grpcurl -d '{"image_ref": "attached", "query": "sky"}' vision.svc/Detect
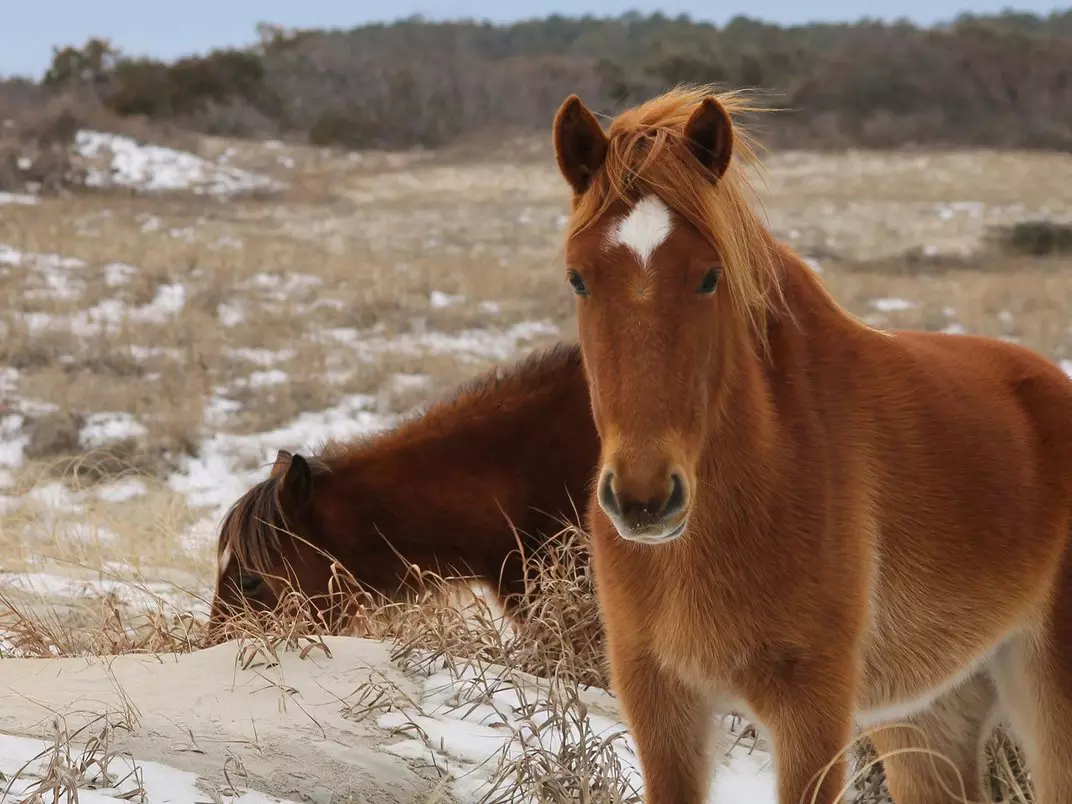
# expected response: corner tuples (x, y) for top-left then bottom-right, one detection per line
(2, 1), (1068, 79)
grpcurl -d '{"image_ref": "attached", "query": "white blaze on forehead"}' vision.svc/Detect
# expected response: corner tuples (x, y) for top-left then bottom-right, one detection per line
(218, 544), (233, 575)
(606, 195), (674, 267)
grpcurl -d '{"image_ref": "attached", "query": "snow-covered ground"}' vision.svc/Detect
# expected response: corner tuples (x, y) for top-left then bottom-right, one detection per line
(0, 637), (777, 803)
(74, 131), (284, 197)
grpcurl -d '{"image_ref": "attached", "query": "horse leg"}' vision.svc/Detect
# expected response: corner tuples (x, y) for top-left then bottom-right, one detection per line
(988, 593), (1072, 803)
(867, 673), (999, 803)
(743, 656), (857, 804)
(607, 646), (717, 804)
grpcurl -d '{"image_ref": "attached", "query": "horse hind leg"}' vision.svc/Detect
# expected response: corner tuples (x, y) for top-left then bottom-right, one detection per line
(988, 579), (1072, 804)
(866, 673), (999, 803)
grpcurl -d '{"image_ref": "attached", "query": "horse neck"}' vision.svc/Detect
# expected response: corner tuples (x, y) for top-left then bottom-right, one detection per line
(698, 250), (808, 502)
(325, 374), (596, 609)
(699, 247), (859, 511)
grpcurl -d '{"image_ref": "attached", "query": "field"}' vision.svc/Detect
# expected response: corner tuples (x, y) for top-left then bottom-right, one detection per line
(1, 122), (1071, 802)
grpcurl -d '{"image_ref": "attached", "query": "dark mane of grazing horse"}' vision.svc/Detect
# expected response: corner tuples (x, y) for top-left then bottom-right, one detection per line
(210, 341), (600, 630)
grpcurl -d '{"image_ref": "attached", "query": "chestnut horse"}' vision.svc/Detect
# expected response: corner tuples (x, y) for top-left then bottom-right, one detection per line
(552, 86), (1072, 804)
(208, 341), (599, 636)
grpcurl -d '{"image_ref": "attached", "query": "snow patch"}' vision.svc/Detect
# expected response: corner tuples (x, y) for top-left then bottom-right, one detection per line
(0, 191), (39, 206)
(95, 477), (150, 503)
(75, 130), (283, 197)
(80, 412), (147, 449)
(168, 393), (395, 518)
(377, 663), (776, 802)
(871, 297), (915, 313)
(430, 290), (465, 309)
(320, 320), (559, 365)
(0, 733), (301, 803)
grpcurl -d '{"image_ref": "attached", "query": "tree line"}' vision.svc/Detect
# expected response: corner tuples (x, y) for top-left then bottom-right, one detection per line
(4, 9), (1072, 151)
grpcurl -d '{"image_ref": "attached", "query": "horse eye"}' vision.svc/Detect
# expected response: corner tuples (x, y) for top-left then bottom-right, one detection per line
(697, 268), (721, 295)
(566, 269), (589, 296)
(240, 574), (264, 594)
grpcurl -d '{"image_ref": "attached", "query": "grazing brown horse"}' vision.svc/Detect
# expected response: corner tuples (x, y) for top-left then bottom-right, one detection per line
(552, 85), (1072, 804)
(208, 341), (600, 635)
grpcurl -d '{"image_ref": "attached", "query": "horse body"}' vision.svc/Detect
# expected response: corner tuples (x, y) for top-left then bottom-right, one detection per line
(209, 342), (599, 633)
(553, 87), (1072, 803)
(599, 251), (1069, 706)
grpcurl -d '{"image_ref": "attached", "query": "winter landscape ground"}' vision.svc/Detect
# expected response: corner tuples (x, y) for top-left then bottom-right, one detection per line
(1, 122), (1071, 802)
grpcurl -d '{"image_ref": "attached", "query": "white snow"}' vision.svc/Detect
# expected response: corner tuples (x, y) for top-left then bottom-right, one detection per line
(79, 412), (148, 449)
(377, 663), (776, 803)
(320, 320), (560, 365)
(94, 477), (149, 503)
(75, 130), (283, 197)
(241, 272), (322, 299)
(138, 283), (187, 320)
(0, 414), (29, 469)
(430, 290), (465, 309)
(0, 245), (87, 302)
(871, 297), (915, 313)
(103, 261), (138, 287)
(0, 191), (39, 206)
(0, 572), (198, 613)
(18, 282), (187, 336)
(0, 733), (301, 803)
(217, 301), (246, 327)
(224, 347), (296, 367)
(248, 369), (290, 388)
(0, 367), (18, 396)
(167, 392), (395, 515)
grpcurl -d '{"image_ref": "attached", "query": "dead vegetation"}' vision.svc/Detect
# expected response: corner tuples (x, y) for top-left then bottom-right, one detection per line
(1, 520), (1036, 803)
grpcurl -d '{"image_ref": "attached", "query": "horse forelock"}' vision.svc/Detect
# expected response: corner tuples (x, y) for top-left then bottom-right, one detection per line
(218, 476), (289, 577)
(565, 85), (786, 348)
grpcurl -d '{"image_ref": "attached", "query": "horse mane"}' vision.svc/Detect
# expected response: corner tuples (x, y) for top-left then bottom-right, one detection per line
(218, 454), (331, 576)
(426, 340), (583, 419)
(320, 340), (584, 460)
(566, 85), (786, 346)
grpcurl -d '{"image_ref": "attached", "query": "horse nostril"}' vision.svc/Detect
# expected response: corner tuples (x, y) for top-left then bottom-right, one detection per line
(598, 471), (621, 517)
(663, 472), (687, 518)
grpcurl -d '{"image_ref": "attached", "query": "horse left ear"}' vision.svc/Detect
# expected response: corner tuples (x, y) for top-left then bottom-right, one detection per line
(553, 94), (609, 196)
(270, 449), (292, 479)
(683, 96), (734, 181)
(278, 453), (314, 512)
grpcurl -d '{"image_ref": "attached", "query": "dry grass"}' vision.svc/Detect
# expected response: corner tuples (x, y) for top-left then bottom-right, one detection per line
(1, 712), (146, 802)
(2, 126), (1071, 801)
(0, 517), (1038, 802)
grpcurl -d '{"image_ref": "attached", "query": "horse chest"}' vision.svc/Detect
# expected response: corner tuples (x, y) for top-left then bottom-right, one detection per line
(639, 567), (750, 682)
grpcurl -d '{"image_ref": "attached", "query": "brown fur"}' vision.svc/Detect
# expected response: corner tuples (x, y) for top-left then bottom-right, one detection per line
(553, 85), (1072, 804)
(208, 341), (600, 635)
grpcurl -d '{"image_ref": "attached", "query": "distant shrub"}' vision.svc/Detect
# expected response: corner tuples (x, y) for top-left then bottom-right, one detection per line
(308, 110), (360, 148)
(996, 220), (1072, 256)
(102, 50), (277, 122)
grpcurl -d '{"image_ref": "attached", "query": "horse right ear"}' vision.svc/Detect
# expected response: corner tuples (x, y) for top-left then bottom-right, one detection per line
(278, 453), (314, 512)
(553, 94), (609, 196)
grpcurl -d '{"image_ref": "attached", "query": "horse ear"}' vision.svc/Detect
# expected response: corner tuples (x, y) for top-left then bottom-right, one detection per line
(553, 94), (609, 196)
(270, 449), (292, 479)
(278, 453), (313, 512)
(683, 96), (734, 181)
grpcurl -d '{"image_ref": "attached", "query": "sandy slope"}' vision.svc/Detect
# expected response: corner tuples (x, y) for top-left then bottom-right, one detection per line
(0, 634), (778, 803)
(0, 637), (451, 803)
